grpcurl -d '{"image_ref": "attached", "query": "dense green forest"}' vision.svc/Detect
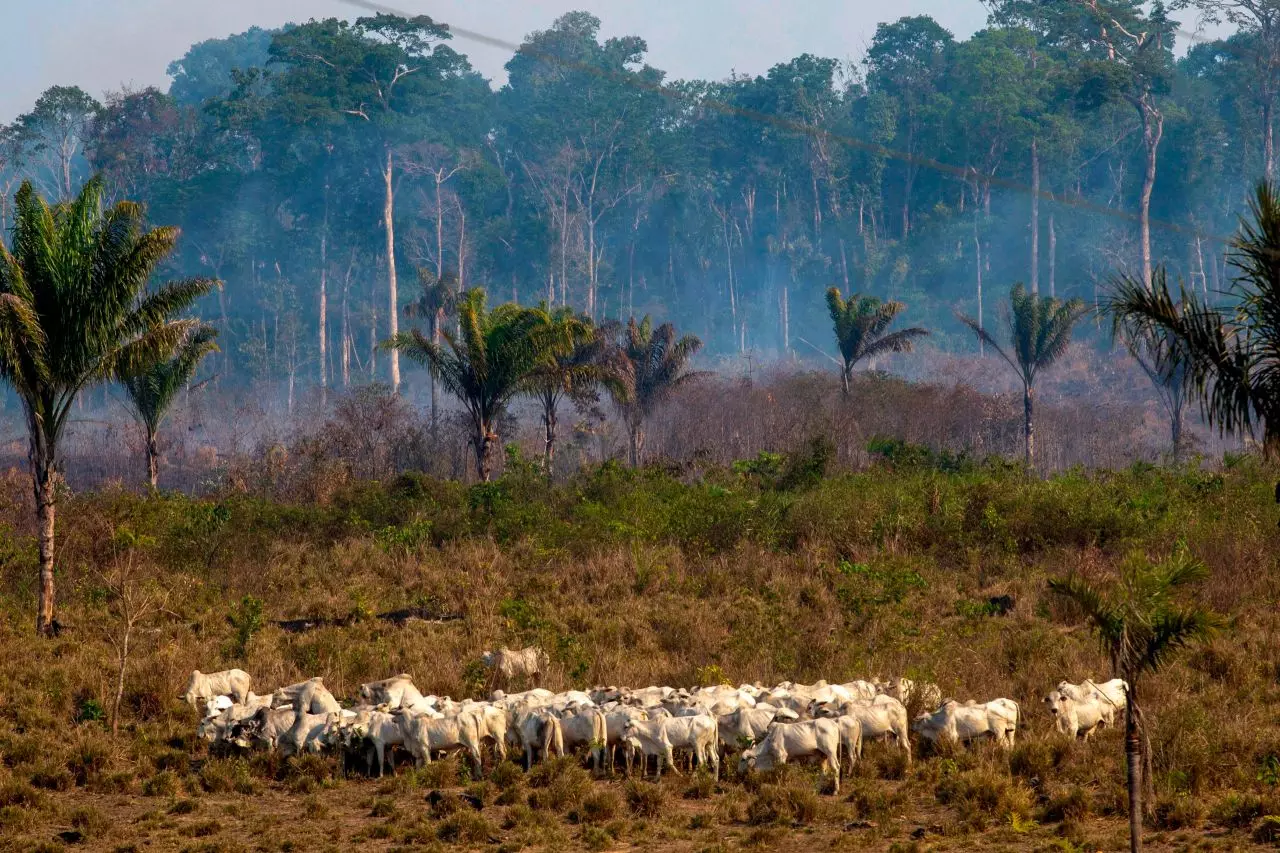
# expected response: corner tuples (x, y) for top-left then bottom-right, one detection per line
(0, 0), (1272, 392)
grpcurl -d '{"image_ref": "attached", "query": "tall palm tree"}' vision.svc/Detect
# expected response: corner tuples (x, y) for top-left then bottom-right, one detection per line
(959, 283), (1088, 468)
(0, 177), (214, 635)
(405, 268), (458, 440)
(1109, 268), (1193, 463)
(1111, 182), (1280, 456)
(386, 288), (557, 481)
(825, 288), (928, 394)
(522, 309), (628, 470)
(1050, 549), (1217, 853)
(122, 325), (218, 490)
(608, 317), (707, 468)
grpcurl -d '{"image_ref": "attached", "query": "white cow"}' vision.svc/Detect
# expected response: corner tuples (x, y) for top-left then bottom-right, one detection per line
(877, 677), (942, 709)
(279, 711), (333, 757)
(624, 715), (719, 779)
(514, 707), (564, 770)
(182, 669), (252, 711)
(359, 674), (427, 710)
(482, 647), (549, 688)
(271, 678), (342, 715)
(813, 696), (911, 762)
(457, 701), (508, 761)
(337, 710), (405, 776)
(556, 706), (609, 771)
(913, 699), (1019, 748)
(1047, 679), (1127, 740)
(738, 718), (842, 794)
(398, 711), (484, 775)
(717, 706), (794, 753)
(231, 706), (296, 751)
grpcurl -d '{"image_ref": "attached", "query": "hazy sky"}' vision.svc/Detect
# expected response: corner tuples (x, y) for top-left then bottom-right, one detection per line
(1, 0), (1004, 122)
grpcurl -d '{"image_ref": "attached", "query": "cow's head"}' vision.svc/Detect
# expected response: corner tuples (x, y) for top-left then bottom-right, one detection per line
(1044, 690), (1069, 718)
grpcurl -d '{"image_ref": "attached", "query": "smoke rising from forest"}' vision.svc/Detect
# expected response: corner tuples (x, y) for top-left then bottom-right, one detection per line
(0, 1), (1269, 480)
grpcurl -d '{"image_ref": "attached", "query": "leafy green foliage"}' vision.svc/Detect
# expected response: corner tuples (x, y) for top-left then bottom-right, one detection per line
(226, 596), (264, 660)
(826, 288), (928, 392)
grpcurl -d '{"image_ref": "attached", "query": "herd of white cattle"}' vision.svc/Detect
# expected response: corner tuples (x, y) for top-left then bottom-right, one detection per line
(184, 655), (1129, 796)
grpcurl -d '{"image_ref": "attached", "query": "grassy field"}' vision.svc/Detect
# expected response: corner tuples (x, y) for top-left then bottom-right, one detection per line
(1, 445), (1278, 852)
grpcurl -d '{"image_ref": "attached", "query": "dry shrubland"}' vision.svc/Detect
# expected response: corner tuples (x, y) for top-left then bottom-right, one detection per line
(0, 366), (1272, 851)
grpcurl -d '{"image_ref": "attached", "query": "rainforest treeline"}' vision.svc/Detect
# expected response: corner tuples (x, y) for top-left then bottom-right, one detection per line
(0, 1), (1269, 391)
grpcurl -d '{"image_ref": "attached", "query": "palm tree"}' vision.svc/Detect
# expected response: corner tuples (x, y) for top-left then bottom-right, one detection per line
(959, 283), (1088, 469)
(386, 288), (556, 481)
(1111, 182), (1280, 456)
(523, 309), (628, 470)
(1050, 549), (1217, 853)
(121, 325), (218, 490)
(405, 268), (458, 440)
(1109, 268), (1193, 463)
(0, 177), (214, 636)
(825, 288), (928, 394)
(608, 317), (707, 468)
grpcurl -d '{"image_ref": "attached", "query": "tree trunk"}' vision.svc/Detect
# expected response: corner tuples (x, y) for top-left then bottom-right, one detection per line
(430, 312), (441, 442)
(319, 181), (329, 405)
(841, 365), (851, 396)
(476, 422), (497, 483)
(33, 444), (57, 637)
(1024, 384), (1035, 470)
(628, 417), (644, 468)
(145, 426), (159, 491)
(1126, 691), (1143, 853)
(112, 628), (130, 738)
(1049, 212), (1057, 299)
(543, 401), (557, 471)
(1267, 95), (1275, 183)
(974, 225), (985, 357)
(1031, 138), (1040, 294)
(1138, 100), (1164, 292)
(382, 148), (401, 393)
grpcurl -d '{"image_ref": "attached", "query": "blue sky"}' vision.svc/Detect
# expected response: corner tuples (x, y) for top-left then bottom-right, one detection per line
(1, 1), (1227, 123)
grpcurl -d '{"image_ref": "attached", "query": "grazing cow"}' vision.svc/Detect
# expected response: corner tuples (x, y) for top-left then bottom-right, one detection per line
(877, 677), (942, 710)
(458, 701), (508, 762)
(182, 669), (251, 711)
(830, 714), (865, 773)
(359, 674), (426, 710)
(603, 706), (649, 772)
(231, 706), (296, 751)
(1081, 678), (1128, 711)
(481, 647), (549, 689)
(326, 710), (405, 776)
(913, 699), (1019, 748)
(624, 715), (719, 779)
(1044, 686), (1115, 741)
(398, 711), (484, 776)
(514, 708), (564, 770)
(272, 678), (342, 715)
(813, 697), (911, 763)
(738, 718), (842, 794)
(557, 706), (609, 771)
(279, 711), (332, 757)
(717, 707), (791, 753)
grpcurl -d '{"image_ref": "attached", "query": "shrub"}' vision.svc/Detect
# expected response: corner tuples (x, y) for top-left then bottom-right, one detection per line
(625, 781), (667, 818)
(579, 824), (613, 852)
(1254, 815), (1280, 845)
(746, 783), (821, 826)
(67, 806), (107, 840)
(527, 761), (591, 813)
(141, 770), (179, 797)
(579, 789), (622, 824)
(283, 755), (332, 794)
(1040, 785), (1090, 823)
(489, 761), (523, 790)
(684, 769), (717, 800)
(1153, 794), (1206, 830)
(178, 819), (222, 838)
(436, 811), (495, 843)
(198, 759), (257, 795)
(1212, 793), (1267, 829)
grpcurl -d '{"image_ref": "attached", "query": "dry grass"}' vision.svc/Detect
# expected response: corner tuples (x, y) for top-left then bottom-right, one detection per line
(0, 450), (1276, 851)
